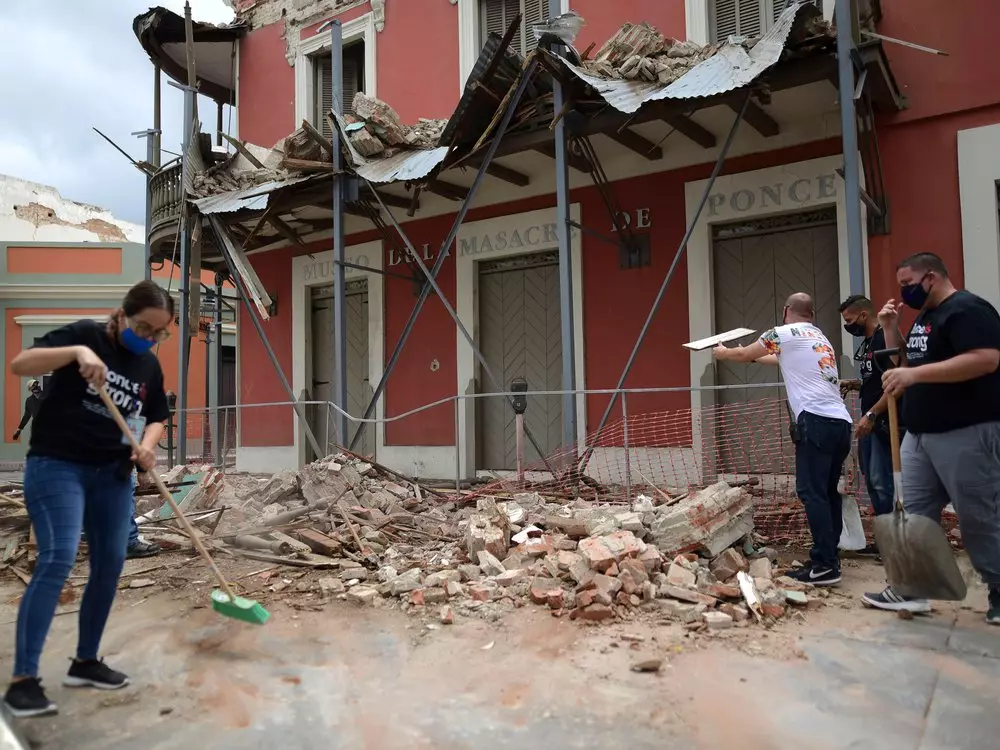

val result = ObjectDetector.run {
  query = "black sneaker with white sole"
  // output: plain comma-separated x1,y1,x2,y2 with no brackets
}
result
63,659,129,690
786,565,841,586
862,586,931,613
4,678,57,718
126,537,161,559
987,588,1000,626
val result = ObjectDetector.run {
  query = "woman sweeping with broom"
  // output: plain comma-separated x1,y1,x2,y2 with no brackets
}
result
4,280,173,718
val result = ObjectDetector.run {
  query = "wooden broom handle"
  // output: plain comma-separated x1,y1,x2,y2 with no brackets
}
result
887,394,902,474
97,386,238,601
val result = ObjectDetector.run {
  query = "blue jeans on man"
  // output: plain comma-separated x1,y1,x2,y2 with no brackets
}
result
795,410,853,572
858,432,894,516
127,472,140,548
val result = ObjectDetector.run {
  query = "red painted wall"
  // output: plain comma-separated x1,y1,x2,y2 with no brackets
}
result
879,0,1000,125
239,22,295,146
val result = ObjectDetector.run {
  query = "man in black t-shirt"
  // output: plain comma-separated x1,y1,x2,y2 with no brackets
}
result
12,380,43,442
839,295,896,517
861,253,1000,625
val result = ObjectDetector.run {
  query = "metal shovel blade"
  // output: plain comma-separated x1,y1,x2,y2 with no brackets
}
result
873,391,967,601
873,507,967,601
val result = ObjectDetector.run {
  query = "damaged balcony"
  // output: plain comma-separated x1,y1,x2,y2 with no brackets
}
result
133,4,246,269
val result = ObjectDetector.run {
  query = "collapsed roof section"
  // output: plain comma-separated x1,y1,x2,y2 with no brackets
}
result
133,6,246,104
178,1,902,265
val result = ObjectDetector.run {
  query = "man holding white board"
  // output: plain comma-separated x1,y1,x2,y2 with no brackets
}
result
712,293,852,586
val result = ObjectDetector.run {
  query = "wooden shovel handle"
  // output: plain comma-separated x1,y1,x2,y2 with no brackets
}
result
887,394,902,474
97,386,238,601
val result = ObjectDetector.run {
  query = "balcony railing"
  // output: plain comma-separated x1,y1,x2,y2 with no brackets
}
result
149,157,183,241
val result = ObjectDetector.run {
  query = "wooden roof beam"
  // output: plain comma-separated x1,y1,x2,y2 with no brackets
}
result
532,142,591,173
664,115,716,149
484,161,530,186
604,127,663,160
427,179,470,201
728,100,779,137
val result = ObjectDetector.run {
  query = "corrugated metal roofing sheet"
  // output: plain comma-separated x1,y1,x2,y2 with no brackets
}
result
331,113,449,184
562,1,810,115
191,175,318,214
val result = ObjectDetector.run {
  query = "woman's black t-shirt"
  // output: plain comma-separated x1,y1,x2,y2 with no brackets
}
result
27,320,170,465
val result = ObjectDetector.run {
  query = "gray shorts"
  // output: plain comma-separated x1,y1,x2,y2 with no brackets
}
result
902,422,1000,587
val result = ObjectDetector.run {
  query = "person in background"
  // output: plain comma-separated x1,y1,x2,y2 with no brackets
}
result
862,253,1000,624
3,280,173,718
12,380,43,442
714,293,852,586
126,469,160,559
839,295,899,546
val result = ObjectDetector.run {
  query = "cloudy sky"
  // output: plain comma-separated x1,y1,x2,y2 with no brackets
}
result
0,0,235,225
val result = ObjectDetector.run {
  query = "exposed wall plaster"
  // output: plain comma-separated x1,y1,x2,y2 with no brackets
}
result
237,0,379,64
0,174,142,244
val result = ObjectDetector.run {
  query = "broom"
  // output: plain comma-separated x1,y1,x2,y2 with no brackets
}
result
97,386,269,625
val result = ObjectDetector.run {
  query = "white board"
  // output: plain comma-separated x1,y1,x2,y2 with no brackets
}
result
683,328,757,351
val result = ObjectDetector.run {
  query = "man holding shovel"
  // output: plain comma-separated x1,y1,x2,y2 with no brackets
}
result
862,253,1000,623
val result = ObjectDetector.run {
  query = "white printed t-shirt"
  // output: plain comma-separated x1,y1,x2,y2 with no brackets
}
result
759,323,851,423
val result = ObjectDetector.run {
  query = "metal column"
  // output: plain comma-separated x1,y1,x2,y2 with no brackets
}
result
330,20,349,450
176,83,196,464
153,64,162,168
549,0,577,453
837,0,865,296
211,274,224,465
133,127,159,282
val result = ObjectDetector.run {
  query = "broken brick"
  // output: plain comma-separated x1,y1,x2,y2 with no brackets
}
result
530,578,562,605
578,536,617,572
660,585,717,606
702,582,741,600
619,558,649,585
665,561,697,588
576,589,597,608
748,557,773,580
409,589,425,607
468,585,491,602
710,548,748,581
702,611,733,630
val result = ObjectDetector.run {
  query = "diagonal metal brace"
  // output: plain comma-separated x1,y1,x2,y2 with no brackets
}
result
348,58,542,456
578,91,753,473
365,185,559,478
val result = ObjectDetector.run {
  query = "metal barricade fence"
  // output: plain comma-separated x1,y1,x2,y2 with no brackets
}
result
167,385,879,546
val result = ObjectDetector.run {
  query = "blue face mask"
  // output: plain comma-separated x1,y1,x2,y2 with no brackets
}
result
121,326,156,354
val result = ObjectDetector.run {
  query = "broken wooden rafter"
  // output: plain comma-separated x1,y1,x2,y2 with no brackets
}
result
300,118,335,154
281,157,340,173
729,100,779,138
367,187,411,210
664,115,716,149
532,142,590,173
221,133,265,168
604,127,663,160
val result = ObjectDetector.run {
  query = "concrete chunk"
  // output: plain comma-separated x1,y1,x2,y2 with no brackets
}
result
648,482,755,556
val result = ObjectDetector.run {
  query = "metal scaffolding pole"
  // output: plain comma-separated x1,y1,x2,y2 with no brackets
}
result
209,217,325,459
132,127,159,281
548,0,577,453
836,0,865,297
176,83,196,464
153,64,162,168
211,274,224,466
330,19,349,449
349,59,541,454
579,92,752,471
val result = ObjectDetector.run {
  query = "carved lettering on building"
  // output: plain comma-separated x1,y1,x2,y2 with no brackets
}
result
707,174,838,216
388,243,439,268
611,208,652,232
302,253,371,281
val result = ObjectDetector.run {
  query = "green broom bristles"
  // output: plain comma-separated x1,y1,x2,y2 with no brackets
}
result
210,589,270,625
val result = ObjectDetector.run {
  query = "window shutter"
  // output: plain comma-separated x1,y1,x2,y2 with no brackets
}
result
481,0,547,56
520,0,548,55
711,0,767,42
316,53,362,137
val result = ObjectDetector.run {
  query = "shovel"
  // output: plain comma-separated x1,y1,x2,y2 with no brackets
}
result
872,394,967,600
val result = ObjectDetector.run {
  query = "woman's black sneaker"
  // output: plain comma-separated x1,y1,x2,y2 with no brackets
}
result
63,659,129,690
987,588,1000,626
4,678,57,718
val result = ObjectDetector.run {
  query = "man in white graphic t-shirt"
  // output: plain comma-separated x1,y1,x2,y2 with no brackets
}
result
714,293,853,586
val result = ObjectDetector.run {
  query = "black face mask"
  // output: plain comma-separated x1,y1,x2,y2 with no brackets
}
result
843,320,866,337
901,275,931,310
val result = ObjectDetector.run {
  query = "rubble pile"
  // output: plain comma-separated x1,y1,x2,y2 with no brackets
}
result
164,454,831,630
582,23,714,85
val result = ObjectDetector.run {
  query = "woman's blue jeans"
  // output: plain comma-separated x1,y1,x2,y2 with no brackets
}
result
15,457,132,677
